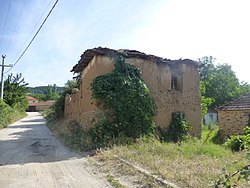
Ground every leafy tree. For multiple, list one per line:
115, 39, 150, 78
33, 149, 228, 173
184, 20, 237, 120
4, 73, 28, 109
199, 57, 250, 108
45, 84, 60, 101
46, 79, 79, 121
198, 56, 216, 81
200, 81, 214, 115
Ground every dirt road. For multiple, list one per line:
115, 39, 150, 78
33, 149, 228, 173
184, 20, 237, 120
0, 112, 111, 188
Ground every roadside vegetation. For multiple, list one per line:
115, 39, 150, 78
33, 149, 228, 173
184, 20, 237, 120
0, 73, 28, 128
29, 84, 62, 101
45, 56, 250, 187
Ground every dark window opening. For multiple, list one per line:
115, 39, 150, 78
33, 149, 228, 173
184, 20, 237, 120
171, 74, 182, 91
171, 75, 177, 90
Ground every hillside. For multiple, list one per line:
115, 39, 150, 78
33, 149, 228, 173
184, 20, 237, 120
28, 86, 64, 95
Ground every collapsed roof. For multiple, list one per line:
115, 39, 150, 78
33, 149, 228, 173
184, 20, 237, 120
71, 47, 200, 74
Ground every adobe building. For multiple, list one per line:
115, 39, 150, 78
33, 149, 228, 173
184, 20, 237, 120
65, 47, 202, 136
217, 93, 250, 139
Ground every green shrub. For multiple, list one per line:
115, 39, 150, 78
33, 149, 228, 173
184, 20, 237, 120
202, 125, 223, 144
44, 79, 80, 123
225, 126, 250, 151
0, 99, 26, 128
160, 112, 191, 143
0, 100, 13, 128
90, 55, 156, 146
66, 121, 93, 151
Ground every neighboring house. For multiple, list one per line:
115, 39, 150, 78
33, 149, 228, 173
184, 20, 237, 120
204, 109, 218, 126
217, 93, 250, 139
65, 47, 202, 136
27, 96, 38, 103
26, 96, 55, 112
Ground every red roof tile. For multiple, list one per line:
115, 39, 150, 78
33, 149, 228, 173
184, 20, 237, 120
26, 96, 38, 101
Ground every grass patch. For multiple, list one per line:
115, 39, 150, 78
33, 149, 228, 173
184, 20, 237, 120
97, 137, 249, 187
106, 174, 125, 188
47, 120, 249, 187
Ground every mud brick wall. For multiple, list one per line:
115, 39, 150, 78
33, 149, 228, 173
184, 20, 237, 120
218, 110, 250, 139
65, 55, 202, 137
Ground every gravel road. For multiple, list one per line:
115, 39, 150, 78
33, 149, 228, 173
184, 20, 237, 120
0, 112, 111, 188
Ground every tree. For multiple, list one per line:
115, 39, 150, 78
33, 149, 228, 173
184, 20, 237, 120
4, 73, 28, 109
200, 81, 214, 115
199, 57, 250, 108
46, 79, 80, 121
198, 56, 216, 81
44, 84, 60, 101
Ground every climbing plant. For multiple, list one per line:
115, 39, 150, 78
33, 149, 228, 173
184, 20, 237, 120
90, 55, 156, 144
160, 112, 191, 143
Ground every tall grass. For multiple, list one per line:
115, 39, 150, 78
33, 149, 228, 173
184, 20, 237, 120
99, 136, 248, 187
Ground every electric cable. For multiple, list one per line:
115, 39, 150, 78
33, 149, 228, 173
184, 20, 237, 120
4, 0, 59, 74
0, 0, 12, 51
4, 0, 27, 54
11, 0, 54, 62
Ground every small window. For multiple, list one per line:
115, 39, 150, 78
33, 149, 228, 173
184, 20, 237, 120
171, 74, 182, 91
171, 75, 177, 90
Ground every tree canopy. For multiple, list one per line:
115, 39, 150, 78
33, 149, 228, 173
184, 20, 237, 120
4, 73, 28, 109
199, 57, 250, 109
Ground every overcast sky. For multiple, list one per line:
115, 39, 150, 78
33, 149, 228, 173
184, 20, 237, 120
0, 0, 249, 87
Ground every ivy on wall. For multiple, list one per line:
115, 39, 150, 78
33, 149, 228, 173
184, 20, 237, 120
90, 55, 156, 145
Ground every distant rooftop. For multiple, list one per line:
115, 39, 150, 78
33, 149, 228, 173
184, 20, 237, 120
26, 96, 37, 101
71, 47, 200, 74
218, 93, 250, 111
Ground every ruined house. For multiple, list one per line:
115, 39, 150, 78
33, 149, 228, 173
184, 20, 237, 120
217, 93, 250, 138
65, 47, 202, 136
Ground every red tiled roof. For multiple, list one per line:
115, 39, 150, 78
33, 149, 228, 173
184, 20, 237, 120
217, 93, 250, 111
26, 96, 37, 101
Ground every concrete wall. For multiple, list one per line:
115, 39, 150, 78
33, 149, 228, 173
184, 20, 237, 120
65, 55, 202, 136
218, 110, 250, 138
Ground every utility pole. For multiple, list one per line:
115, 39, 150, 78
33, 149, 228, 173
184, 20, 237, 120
0, 55, 12, 100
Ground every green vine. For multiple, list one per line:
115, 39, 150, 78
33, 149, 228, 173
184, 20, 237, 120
160, 112, 191, 143
90, 55, 156, 145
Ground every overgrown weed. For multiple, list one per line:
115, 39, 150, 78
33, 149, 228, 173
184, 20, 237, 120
98, 136, 248, 187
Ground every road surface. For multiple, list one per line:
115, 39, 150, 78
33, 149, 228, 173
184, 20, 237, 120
0, 112, 111, 188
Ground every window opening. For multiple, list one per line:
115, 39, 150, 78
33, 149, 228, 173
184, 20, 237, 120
171, 75, 177, 90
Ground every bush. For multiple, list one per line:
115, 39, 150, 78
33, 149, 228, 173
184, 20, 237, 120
0, 100, 13, 128
225, 126, 250, 151
202, 125, 223, 144
67, 121, 93, 151
44, 79, 80, 123
0, 99, 26, 128
160, 112, 191, 143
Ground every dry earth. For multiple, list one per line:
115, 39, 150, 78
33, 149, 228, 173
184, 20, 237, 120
0, 112, 112, 188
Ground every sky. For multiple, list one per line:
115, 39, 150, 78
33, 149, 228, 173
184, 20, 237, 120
0, 0, 249, 87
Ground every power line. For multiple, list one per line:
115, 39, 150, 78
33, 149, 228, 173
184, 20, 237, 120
11, 0, 54, 61
4, 0, 27, 54
4, 0, 59, 74
0, 0, 12, 50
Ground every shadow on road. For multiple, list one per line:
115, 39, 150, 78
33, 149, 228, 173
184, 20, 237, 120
0, 114, 81, 166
